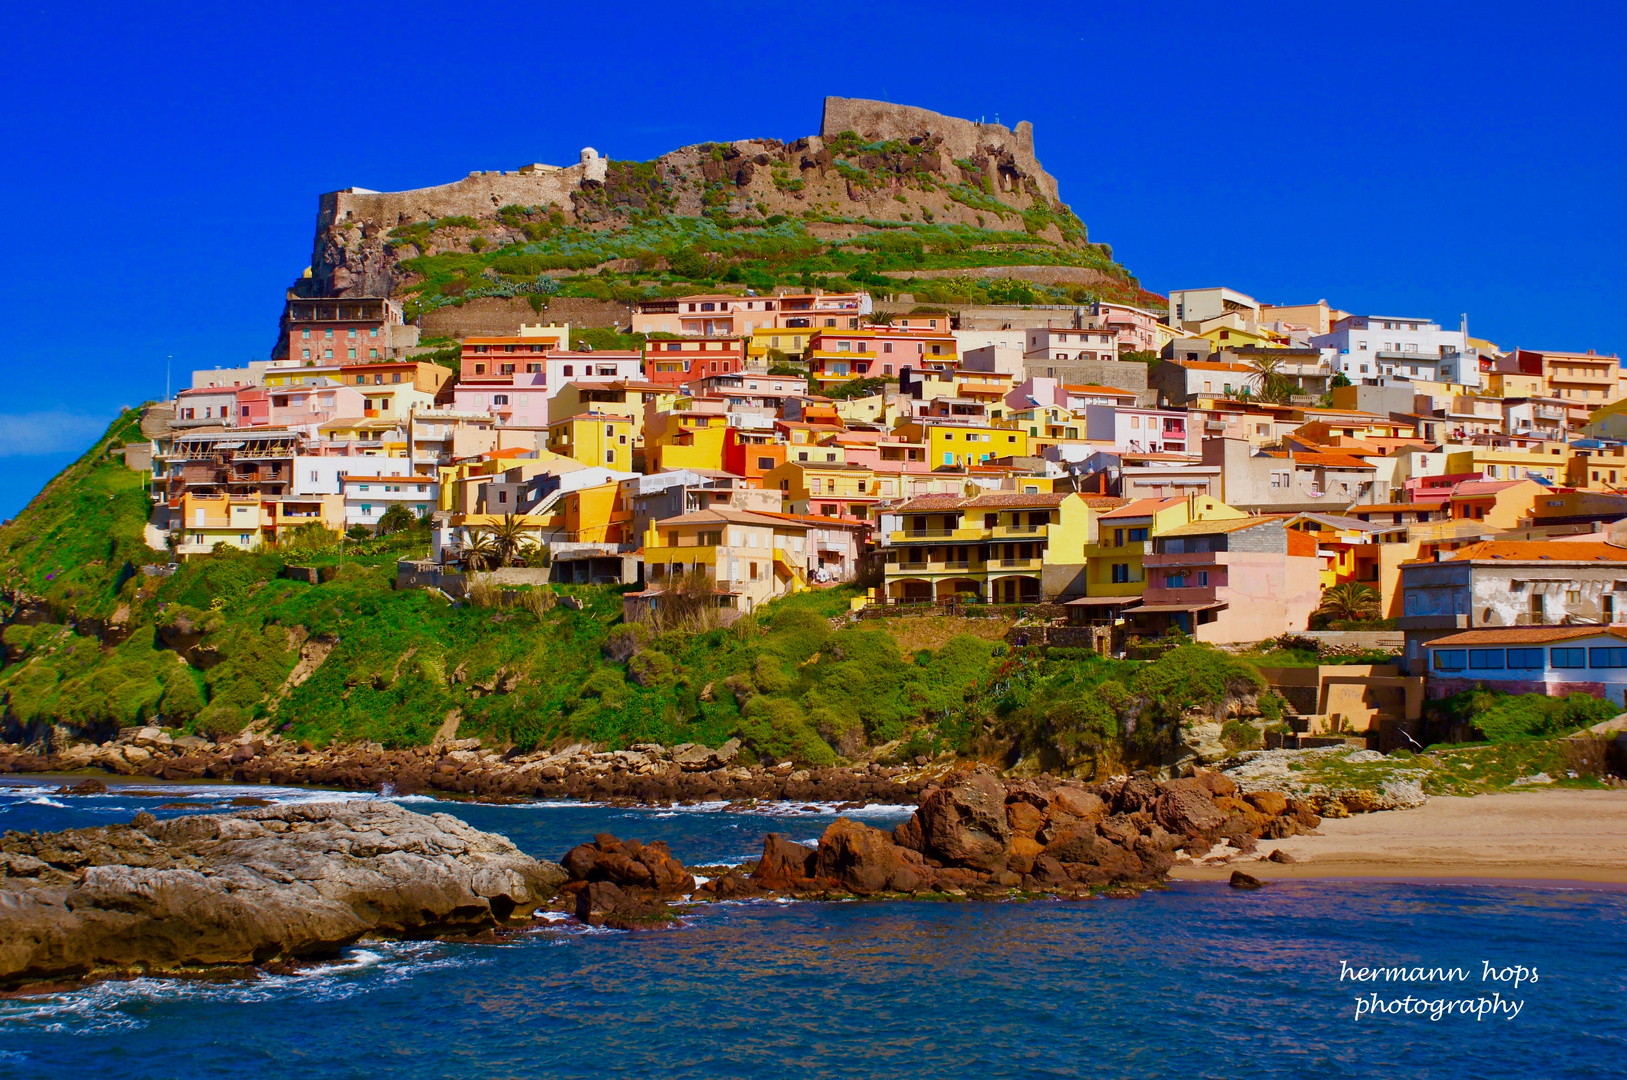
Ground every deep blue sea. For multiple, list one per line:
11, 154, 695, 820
0, 777, 1622, 1080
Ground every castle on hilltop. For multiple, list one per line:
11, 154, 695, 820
299, 97, 1067, 302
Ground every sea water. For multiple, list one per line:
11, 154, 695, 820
0, 778, 1622, 1080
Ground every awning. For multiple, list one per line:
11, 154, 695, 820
1064, 596, 1142, 606
1129, 601, 1229, 614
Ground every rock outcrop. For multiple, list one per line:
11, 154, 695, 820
559, 833, 695, 927
750, 768, 1318, 898
0, 802, 565, 987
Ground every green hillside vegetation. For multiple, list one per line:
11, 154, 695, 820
5, 417, 1616, 781
391, 212, 1160, 319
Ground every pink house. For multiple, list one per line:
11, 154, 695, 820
267, 382, 368, 430
453, 373, 552, 428
235, 386, 270, 427
1092, 302, 1163, 354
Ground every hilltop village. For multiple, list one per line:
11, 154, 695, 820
153, 279, 1627, 713
7, 100, 1627, 783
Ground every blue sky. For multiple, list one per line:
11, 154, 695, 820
1, 0, 1622, 517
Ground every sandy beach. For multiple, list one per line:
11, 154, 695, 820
1171, 789, 1627, 885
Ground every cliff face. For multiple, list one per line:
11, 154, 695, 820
303, 97, 1101, 302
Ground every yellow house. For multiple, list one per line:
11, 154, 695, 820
644, 409, 728, 472
436, 449, 559, 512
747, 327, 813, 361
264, 363, 343, 388
1197, 324, 1281, 350
883, 491, 1101, 604
1081, 495, 1245, 597
174, 493, 263, 557
547, 413, 635, 470
762, 461, 879, 520
548, 381, 678, 440
1445, 478, 1545, 529
640, 507, 810, 612
1444, 444, 1571, 486
560, 480, 632, 544
1284, 512, 1414, 591
894, 419, 1029, 468
1485, 370, 1545, 398
830, 392, 903, 428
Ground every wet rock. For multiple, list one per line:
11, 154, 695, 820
1267, 848, 1297, 864
1153, 778, 1225, 837
1229, 869, 1264, 889
813, 817, 928, 894
56, 779, 107, 796
915, 773, 1012, 872
560, 834, 694, 895
750, 833, 818, 891
0, 803, 564, 986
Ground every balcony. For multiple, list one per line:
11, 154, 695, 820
992, 557, 1042, 570
990, 523, 1047, 538
888, 527, 986, 543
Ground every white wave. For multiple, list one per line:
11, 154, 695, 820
0, 941, 481, 1034
24, 797, 67, 808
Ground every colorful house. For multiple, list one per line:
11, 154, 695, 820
644, 408, 729, 472
546, 413, 635, 470
1080, 495, 1247, 599
640, 507, 811, 612
881, 492, 1101, 604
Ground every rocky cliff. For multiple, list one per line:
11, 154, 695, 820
300, 96, 1131, 317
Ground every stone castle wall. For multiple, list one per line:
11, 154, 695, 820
820, 97, 1059, 202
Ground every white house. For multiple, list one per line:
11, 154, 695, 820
342, 473, 437, 529
1424, 626, 1627, 705
1313, 315, 1472, 383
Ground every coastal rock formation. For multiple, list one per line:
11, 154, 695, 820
560, 833, 696, 927
0, 802, 565, 987
751, 769, 1318, 898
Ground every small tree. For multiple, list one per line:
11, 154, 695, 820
377, 504, 416, 535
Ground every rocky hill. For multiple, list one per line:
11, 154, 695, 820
298, 97, 1161, 333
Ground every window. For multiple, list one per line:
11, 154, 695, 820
1591, 647, 1627, 668
1468, 649, 1504, 670
1165, 572, 1187, 588
1433, 649, 1466, 671
1127, 527, 1148, 543
1552, 648, 1586, 669
239, 533, 252, 545
1197, 571, 1209, 587
1505, 648, 1545, 669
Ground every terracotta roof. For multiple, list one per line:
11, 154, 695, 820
1156, 515, 1287, 538
894, 494, 968, 512
1179, 362, 1255, 372
1292, 453, 1376, 469
1427, 626, 1627, 647
1062, 383, 1139, 396
1450, 479, 1535, 497
1441, 541, 1627, 562
1100, 496, 1184, 519
1349, 502, 1439, 512
652, 507, 811, 529
963, 492, 1071, 508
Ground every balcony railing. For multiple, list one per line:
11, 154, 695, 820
990, 523, 1047, 538
993, 558, 1042, 570
889, 527, 984, 543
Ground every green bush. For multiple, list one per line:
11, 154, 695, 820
1220, 720, 1263, 752
1435, 690, 1619, 742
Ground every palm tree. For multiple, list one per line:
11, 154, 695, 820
461, 529, 499, 572
1246, 353, 1294, 404
1318, 582, 1381, 622
490, 513, 531, 566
